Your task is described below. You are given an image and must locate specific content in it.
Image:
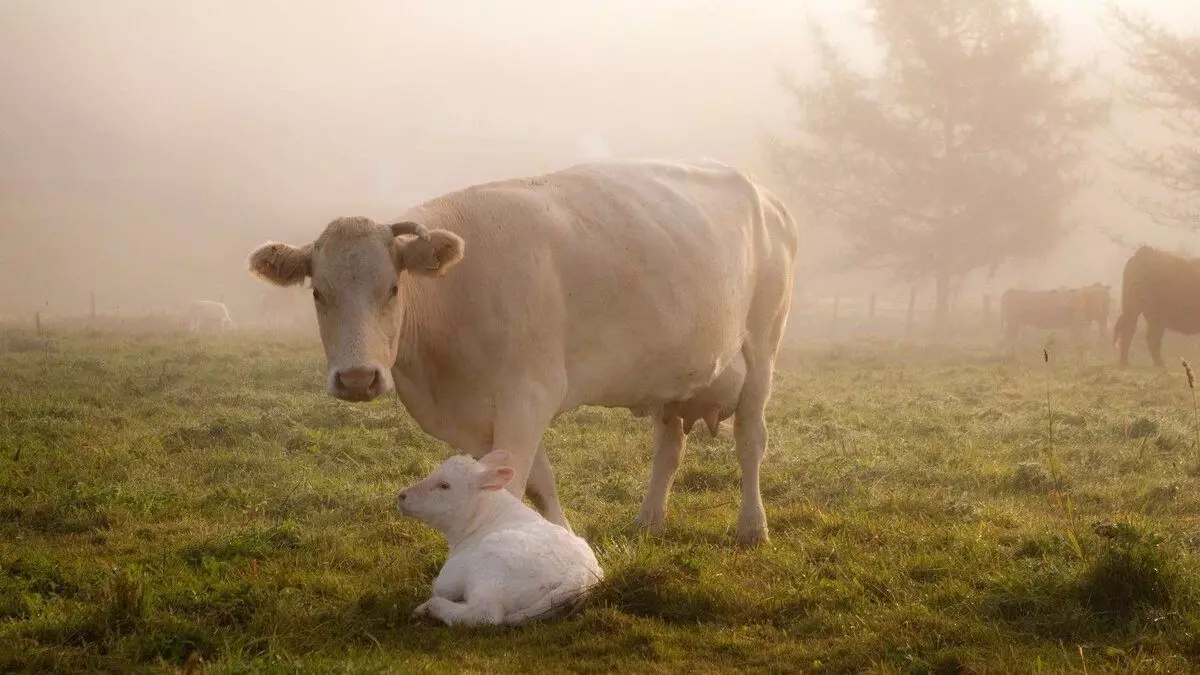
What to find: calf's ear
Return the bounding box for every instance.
[248,242,312,287]
[478,466,515,491]
[478,450,511,466]
[392,229,465,278]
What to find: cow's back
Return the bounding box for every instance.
[397,159,798,414]
[1124,247,1200,333]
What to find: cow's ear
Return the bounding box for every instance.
[392,229,465,277]
[248,242,312,287]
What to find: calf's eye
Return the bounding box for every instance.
[389,283,399,298]
[312,289,324,304]
[437,481,450,490]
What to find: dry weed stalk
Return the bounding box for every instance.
[1183,358,1198,454]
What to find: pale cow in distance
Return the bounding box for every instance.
[400,450,603,626]
[188,300,233,334]
[247,158,799,546]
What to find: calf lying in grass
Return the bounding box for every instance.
[398,450,604,626]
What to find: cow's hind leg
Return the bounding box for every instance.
[636,413,686,531]
[733,296,789,548]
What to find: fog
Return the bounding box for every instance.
[1,0,1198,324]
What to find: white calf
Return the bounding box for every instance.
[398,450,603,626]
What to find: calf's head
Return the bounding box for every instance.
[247,217,464,401]
[397,451,515,533]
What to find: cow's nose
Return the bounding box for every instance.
[333,366,382,400]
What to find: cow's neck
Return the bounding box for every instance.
[391,283,447,439]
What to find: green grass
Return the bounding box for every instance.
[3,327,1200,673]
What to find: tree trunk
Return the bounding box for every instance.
[905,285,917,337]
[934,274,951,329]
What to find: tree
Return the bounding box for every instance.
[1111,10,1200,231]
[769,0,1107,327]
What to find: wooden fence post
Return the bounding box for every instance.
[35,311,42,336]
[90,292,96,320]
[905,286,917,336]
[868,294,877,322]
[831,292,840,335]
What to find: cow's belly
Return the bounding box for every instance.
[1147,300,1200,335]
[1163,317,1200,335]
[561,328,746,412]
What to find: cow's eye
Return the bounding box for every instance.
[437,481,450,490]
[389,283,399,298]
[312,288,324,304]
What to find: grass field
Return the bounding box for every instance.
[3,327,1200,673]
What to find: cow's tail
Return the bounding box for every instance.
[1112,311,1137,350]
[1112,253,1143,351]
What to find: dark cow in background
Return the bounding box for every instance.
[1000,283,1111,342]
[1114,246,1200,367]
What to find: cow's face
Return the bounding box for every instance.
[247,217,464,401]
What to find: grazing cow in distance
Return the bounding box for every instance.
[1114,246,1200,367]
[188,300,233,334]
[246,158,799,546]
[1075,282,1112,336]
[1000,284,1111,342]
[258,288,303,329]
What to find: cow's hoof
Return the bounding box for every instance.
[735,526,769,548]
[634,510,666,532]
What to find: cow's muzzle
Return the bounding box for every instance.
[328,365,389,402]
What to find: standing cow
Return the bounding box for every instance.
[1000,284,1110,343]
[188,300,233,334]
[1076,282,1112,337]
[1114,246,1200,367]
[247,159,798,546]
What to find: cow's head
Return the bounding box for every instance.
[247,217,464,401]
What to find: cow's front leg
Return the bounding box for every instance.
[526,442,570,531]
[636,413,686,531]
[491,393,566,528]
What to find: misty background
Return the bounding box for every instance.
[2,0,1198,322]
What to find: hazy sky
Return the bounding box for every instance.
[0,1,1197,315]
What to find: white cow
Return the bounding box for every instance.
[247,159,798,546]
[401,450,603,626]
[188,300,233,334]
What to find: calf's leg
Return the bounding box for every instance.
[414,596,506,627]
